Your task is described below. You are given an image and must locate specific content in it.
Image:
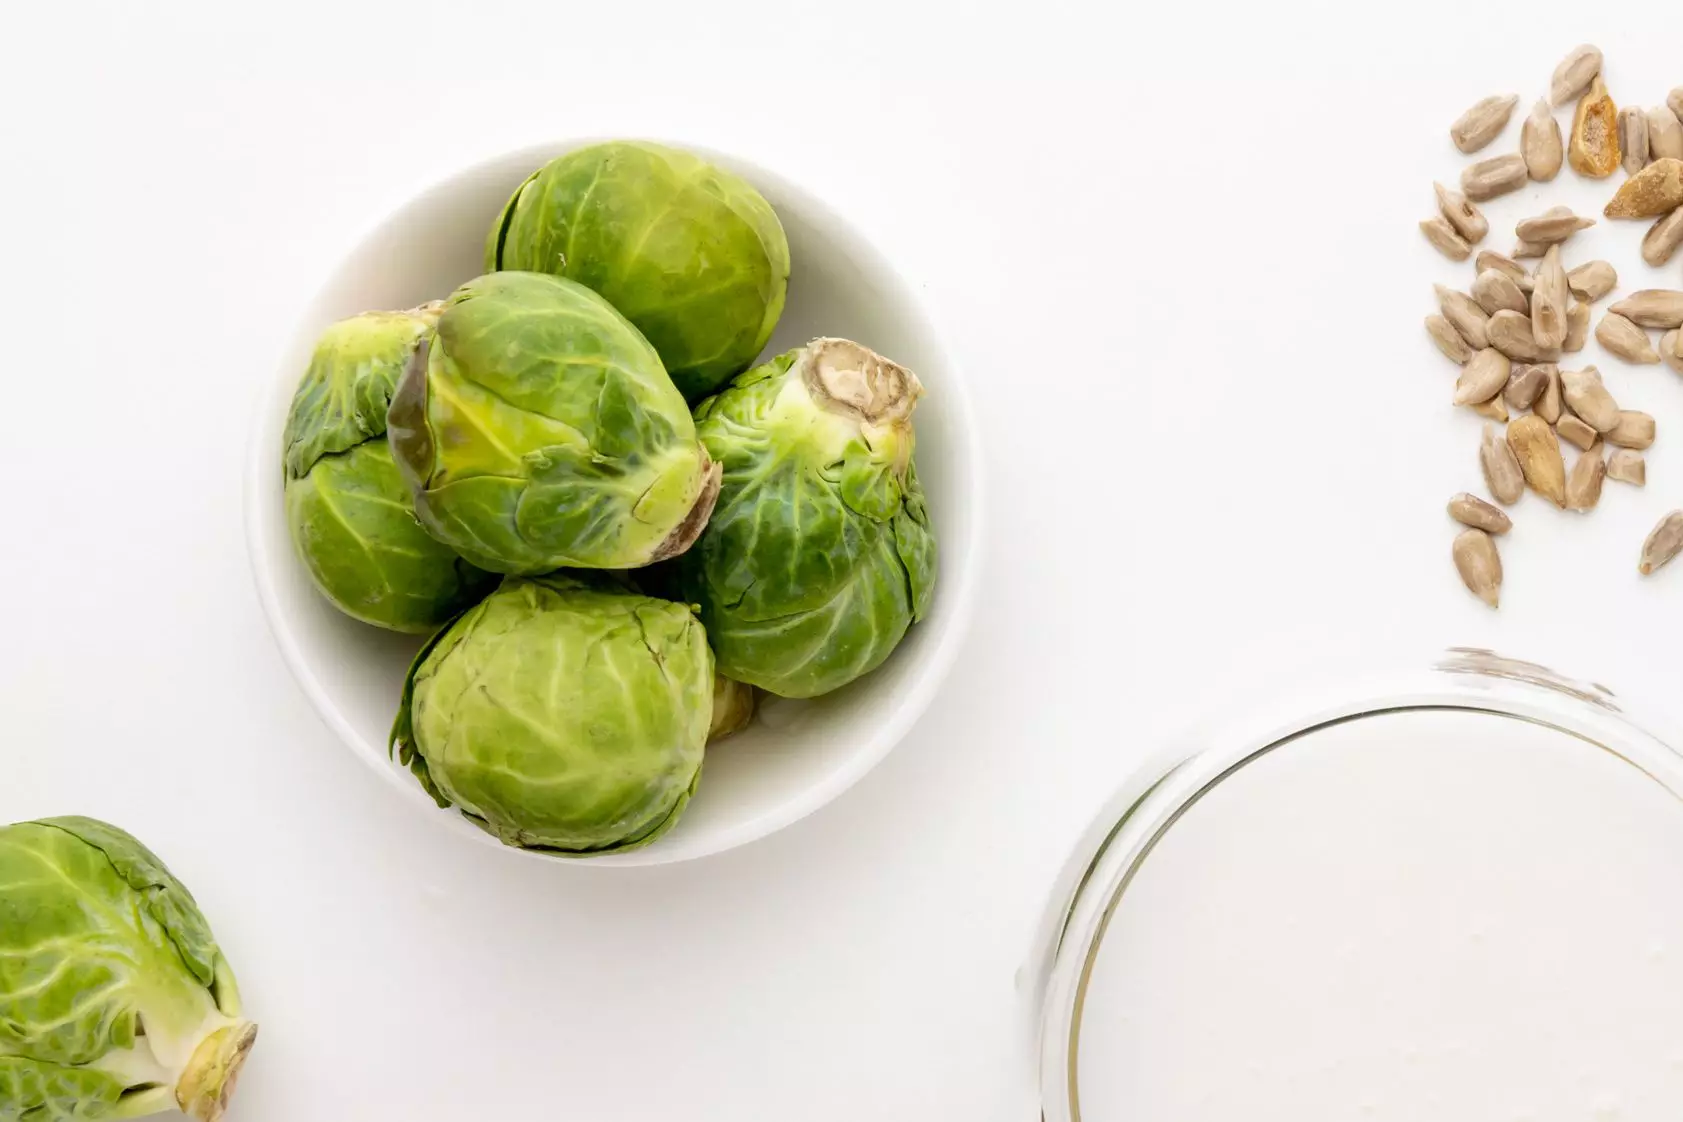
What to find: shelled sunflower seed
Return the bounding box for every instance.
[1560,366,1619,432]
[1473,269,1530,315]
[1435,183,1489,242]
[1609,290,1683,329]
[1597,312,1661,363]
[1487,310,1560,362]
[1665,330,1683,375]
[1504,364,1549,409]
[1515,207,1596,247]
[1452,528,1503,606]
[1522,99,1564,181]
[1619,108,1651,175]
[1421,216,1472,260]
[1642,209,1683,266]
[1449,492,1512,533]
[1425,45,1683,607]
[1557,412,1599,451]
[1476,251,1534,290]
[1606,410,1656,450]
[1607,449,1646,486]
[1550,46,1602,107]
[1565,442,1606,512]
[1564,302,1591,352]
[1649,105,1683,162]
[1531,246,1570,349]
[1567,260,1617,301]
[1462,154,1530,201]
[1640,512,1683,575]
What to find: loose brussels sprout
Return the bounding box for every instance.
[708,675,757,741]
[391,573,713,855]
[387,271,721,575]
[679,339,937,699]
[284,306,494,631]
[0,817,256,1122]
[485,141,790,402]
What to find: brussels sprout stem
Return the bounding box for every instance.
[648,447,723,562]
[175,1021,259,1122]
[802,338,923,426]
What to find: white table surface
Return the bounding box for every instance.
[4,5,1681,1120]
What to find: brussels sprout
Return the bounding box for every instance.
[387,271,721,575]
[485,141,790,402]
[679,339,937,698]
[284,306,494,631]
[0,817,256,1122]
[708,675,757,742]
[391,573,713,855]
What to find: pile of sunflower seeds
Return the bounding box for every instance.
[1423,44,1683,608]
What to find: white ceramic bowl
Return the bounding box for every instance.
[245,139,983,866]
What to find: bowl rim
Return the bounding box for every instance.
[243,135,986,867]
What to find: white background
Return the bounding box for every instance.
[3,5,1682,1120]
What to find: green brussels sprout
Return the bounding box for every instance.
[679,339,937,699]
[391,573,713,855]
[0,817,256,1122]
[284,306,494,631]
[708,675,757,742]
[387,271,721,576]
[485,140,790,402]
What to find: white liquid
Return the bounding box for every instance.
[1077,710,1683,1121]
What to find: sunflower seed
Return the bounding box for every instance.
[1507,415,1567,507]
[1565,302,1591,352]
[1512,239,1550,259]
[1605,158,1683,218]
[1609,290,1683,329]
[1666,330,1683,376]
[1565,442,1606,512]
[1650,105,1683,161]
[1606,410,1655,449]
[1639,511,1683,575]
[1551,45,1603,107]
[1471,397,1509,421]
[1436,285,1491,349]
[1560,366,1620,431]
[1426,314,1476,363]
[1515,207,1596,246]
[1619,107,1651,174]
[1504,363,1549,409]
[1462,153,1530,201]
[1433,182,1488,243]
[1452,529,1503,608]
[1452,95,1520,153]
[1596,312,1661,363]
[1557,412,1599,451]
[1567,260,1618,302]
[1522,98,1565,181]
[1488,309,1560,362]
[1449,492,1512,534]
[1535,363,1563,422]
[1481,422,1525,505]
[1421,215,1472,261]
[1455,348,1513,406]
[1531,245,1569,349]
[1477,251,1534,292]
[1569,77,1621,179]
[1643,208,1683,267]
[1607,448,1646,485]
[1473,269,1530,316]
